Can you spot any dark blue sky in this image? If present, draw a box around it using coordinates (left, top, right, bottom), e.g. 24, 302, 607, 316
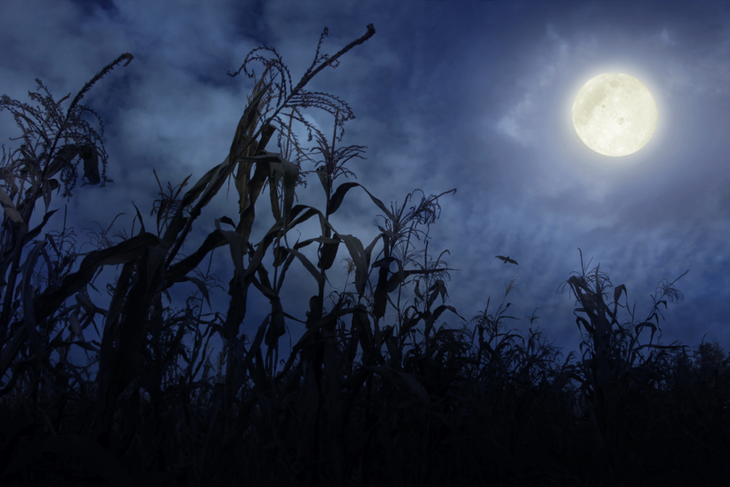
2, 0, 729, 390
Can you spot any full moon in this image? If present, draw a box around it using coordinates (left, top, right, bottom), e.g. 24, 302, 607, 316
572, 73, 658, 157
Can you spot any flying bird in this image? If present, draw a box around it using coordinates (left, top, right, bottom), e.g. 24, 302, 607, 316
496, 255, 518, 265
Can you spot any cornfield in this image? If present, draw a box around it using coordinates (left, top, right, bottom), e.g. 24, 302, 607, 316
0, 23, 729, 487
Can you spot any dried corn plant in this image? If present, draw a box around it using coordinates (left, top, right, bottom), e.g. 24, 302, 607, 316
0, 53, 130, 410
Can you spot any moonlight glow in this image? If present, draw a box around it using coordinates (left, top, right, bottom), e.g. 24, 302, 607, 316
572, 73, 658, 157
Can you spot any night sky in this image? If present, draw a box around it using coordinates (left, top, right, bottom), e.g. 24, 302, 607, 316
2, 0, 729, 389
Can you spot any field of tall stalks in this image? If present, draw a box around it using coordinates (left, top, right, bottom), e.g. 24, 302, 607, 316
0, 24, 729, 487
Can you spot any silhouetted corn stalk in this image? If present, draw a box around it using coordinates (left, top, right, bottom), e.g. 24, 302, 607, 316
559, 248, 690, 483
0, 54, 130, 398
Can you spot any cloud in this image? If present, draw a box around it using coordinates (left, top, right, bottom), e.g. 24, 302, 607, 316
658, 27, 675, 46
493, 24, 570, 147
496, 114, 523, 142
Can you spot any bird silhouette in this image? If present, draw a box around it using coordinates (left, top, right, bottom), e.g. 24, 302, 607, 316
496, 255, 518, 265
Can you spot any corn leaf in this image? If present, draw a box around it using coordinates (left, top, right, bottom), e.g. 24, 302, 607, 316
0, 186, 24, 223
